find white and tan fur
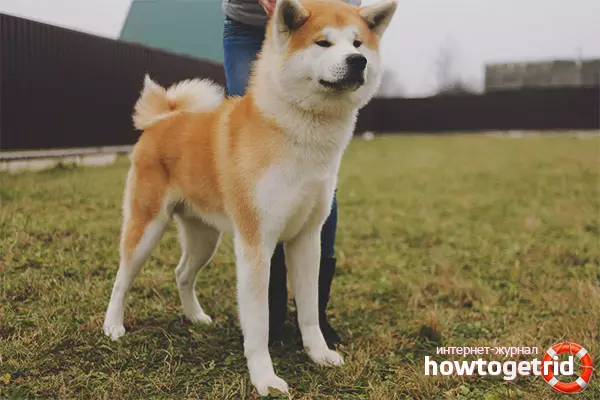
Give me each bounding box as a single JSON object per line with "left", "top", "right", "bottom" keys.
{"left": 103, "top": 0, "right": 397, "bottom": 395}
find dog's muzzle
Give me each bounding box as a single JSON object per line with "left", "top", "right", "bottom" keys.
{"left": 319, "top": 54, "right": 367, "bottom": 92}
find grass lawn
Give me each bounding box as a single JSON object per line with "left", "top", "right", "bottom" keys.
{"left": 1, "top": 133, "right": 599, "bottom": 399}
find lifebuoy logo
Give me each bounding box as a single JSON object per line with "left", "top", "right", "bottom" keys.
{"left": 425, "top": 342, "right": 595, "bottom": 395}
{"left": 541, "top": 342, "right": 594, "bottom": 394}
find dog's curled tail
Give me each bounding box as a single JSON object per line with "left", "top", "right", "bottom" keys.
{"left": 132, "top": 74, "right": 225, "bottom": 130}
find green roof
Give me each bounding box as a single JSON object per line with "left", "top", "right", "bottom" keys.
{"left": 120, "top": 0, "right": 224, "bottom": 63}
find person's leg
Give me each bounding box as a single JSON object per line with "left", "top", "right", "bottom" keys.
{"left": 222, "top": 17, "right": 288, "bottom": 344}
{"left": 320, "top": 191, "right": 338, "bottom": 260}
{"left": 222, "top": 17, "right": 264, "bottom": 96}
{"left": 269, "top": 242, "right": 288, "bottom": 343}
{"left": 318, "top": 191, "right": 342, "bottom": 348}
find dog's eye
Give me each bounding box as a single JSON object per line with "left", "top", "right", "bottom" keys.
{"left": 316, "top": 40, "right": 332, "bottom": 48}
{"left": 353, "top": 40, "right": 362, "bottom": 48}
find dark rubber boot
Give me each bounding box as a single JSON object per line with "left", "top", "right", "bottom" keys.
{"left": 318, "top": 257, "right": 342, "bottom": 349}
{"left": 268, "top": 244, "right": 288, "bottom": 345}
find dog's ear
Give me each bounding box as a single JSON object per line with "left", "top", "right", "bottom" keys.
{"left": 359, "top": 0, "right": 397, "bottom": 37}
{"left": 274, "top": 0, "right": 310, "bottom": 37}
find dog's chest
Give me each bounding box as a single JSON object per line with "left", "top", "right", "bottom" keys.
{"left": 255, "top": 140, "right": 342, "bottom": 240}
{"left": 258, "top": 171, "right": 326, "bottom": 241}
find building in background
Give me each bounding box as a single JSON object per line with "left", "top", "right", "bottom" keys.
{"left": 485, "top": 59, "right": 600, "bottom": 91}
{"left": 119, "top": 0, "right": 224, "bottom": 64}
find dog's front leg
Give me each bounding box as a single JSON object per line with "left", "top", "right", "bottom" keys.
{"left": 286, "top": 227, "right": 344, "bottom": 367}
{"left": 234, "top": 231, "right": 289, "bottom": 396}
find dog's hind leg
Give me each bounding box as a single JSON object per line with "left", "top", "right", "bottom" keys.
{"left": 174, "top": 215, "right": 221, "bottom": 324}
{"left": 103, "top": 166, "right": 169, "bottom": 341}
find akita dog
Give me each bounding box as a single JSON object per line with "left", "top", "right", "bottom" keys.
{"left": 103, "top": 0, "right": 397, "bottom": 395}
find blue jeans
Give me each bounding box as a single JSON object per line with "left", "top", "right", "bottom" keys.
{"left": 222, "top": 17, "right": 338, "bottom": 261}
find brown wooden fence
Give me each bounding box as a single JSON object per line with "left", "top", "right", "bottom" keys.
{"left": 1, "top": 13, "right": 598, "bottom": 152}
{"left": 355, "top": 87, "right": 599, "bottom": 134}
{"left": 1, "top": 13, "right": 225, "bottom": 151}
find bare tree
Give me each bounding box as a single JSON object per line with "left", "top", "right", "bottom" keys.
{"left": 376, "top": 68, "right": 404, "bottom": 98}
{"left": 434, "top": 41, "right": 477, "bottom": 96}
{"left": 435, "top": 42, "right": 455, "bottom": 92}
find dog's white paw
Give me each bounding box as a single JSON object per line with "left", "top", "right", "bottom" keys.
{"left": 104, "top": 324, "right": 126, "bottom": 341}
{"left": 308, "top": 347, "right": 344, "bottom": 366}
{"left": 185, "top": 312, "right": 213, "bottom": 325}
{"left": 252, "top": 373, "right": 289, "bottom": 397}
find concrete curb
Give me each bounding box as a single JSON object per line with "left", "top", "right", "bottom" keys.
{"left": 0, "top": 145, "right": 133, "bottom": 173}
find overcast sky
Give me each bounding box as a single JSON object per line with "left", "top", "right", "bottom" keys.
{"left": 2, "top": 0, "right": 600, "bottom": 97}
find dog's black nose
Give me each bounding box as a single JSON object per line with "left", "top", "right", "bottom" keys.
{"left": 346, "top": 54, "right": 367, "bottom": 72}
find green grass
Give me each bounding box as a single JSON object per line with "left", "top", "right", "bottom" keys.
{"left": 1, "top": 133, "right": 599, "bottom": 399}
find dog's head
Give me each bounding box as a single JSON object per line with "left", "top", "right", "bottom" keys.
{"left": 257, "top": 0, "right": 397, "bottom": 112}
